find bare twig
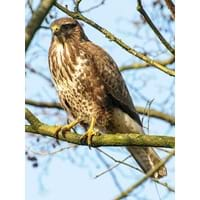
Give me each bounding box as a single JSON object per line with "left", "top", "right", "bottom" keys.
{"left": 74, "top": 0, "right": 82, "bottom": 12}
{"left": 26, "top": 144, "right": 77, "bottom": 156}
{"left": 152, "top": 178, "right": 175, "bottom": 192}
{"left": 26, "top": 64, "right": 54, "bottom": 86}
{"left": 54, "top": 2, "right": 175, "bottom": 76}
{"left": 96, "top": 150, "right": 123, "bottom": 192}
{"left": 27, "top": 0, "right": 34, "bottom": 14}
{"left": 96, "top": 148, "right": 174, "bottom": 193}
{"left": 25, "top": 99, "right": 61, "bottom": 109}
{"left": 96, "top": 148, "right": 140, "bottom": 171}
{"left": 137, "top": 0, "right": 175, "bottom": 55}
{"left": 25, "top": 99, "right": 175, "bottom": 125}
{"left": 114, "top": 150, "right": 175, "bottom": 199}
{"left": 136, "top": 106, "right": 175, "bottom": 125}
{"left": 81, "top": 0, "right": 105, "bottom": 13}
{"left": 94, "top": 154, "right": 131, "bottom": 179}
{"left": 147, "top": 99, "right": 154, "bottom": 134}
{"left": 119, "top": 56, "right": 174, "bottom": 72}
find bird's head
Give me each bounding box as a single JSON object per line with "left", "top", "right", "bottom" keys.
{"left": 50, "top": 17, "right": 88, "bottom": 41}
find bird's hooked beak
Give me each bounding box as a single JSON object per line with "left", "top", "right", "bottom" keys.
{"left": 50, "top": 24, "right": 60, "bottom": 34}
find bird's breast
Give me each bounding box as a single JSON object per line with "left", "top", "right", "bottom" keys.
{"left": 50, "top": 43, "right": 89, "bottom": 87}
{"left": 49, "top": 41, "right": 112, "bottom": 128}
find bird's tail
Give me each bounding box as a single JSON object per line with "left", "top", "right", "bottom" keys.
{"left": 127, "top": 146, "right": 167, "bottom": 178}
{"left": 110, "top": 108, "right": 167, "bottom": 178}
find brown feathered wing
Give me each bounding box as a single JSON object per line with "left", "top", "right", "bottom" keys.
{"left": 87, "top": 43, "right": 167, "bottom": 178}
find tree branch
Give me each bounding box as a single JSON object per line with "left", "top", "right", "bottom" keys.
{"left": 25, "top": 108, "right": 175, "bottom": 148}
{"left": 25, "top": 99, "right": 175, "bottom": 125}
{"left": 136, "top": 106, "right": 175, "bottom": 125}
{"left": 81, "top": 0, "right": 106, "bottom": 13}
{"left": 53, "top": 2, "right": 175, "bottom": 77}
{"left": 25, "top": 64, "right": 54, "bottom": 86}
{"left": 74, "top": 0, "right": 82, "bottom": 12}
{"left": 25, "top": 0, "right": 55, "bottom": 51}
{"left": 96, "top": 148, "right": 174, "bottom": 192}
{"left": 114, "top": 150, "right": 175, "bottom": 200}
{"left": 119, "top": 56, "right": 174, "bottom": 72}
{"left": 164, "top": 0, "right": 175, "bottom": 20}
{"left": 137, "top": 0, "right": 175, "bottom": 55}
{"left": 25, "top": 99, "right": 61, "bottom": 109}
{"left": 152, "top": 178, "right": 175, "bottom": 192}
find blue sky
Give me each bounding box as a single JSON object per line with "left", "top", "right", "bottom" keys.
{"left": 26, "top": 0, "right": 175, "bottom": 199}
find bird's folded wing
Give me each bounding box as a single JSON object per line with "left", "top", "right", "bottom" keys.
{"left": 88, "top": 43, "right": 143, "bottom": 127}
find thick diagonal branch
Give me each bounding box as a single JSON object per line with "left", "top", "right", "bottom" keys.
{"left": 54, "top": 2, "right": 175, "bottom": 77}
{"left": 25, "top": 108, "right": 175, "bottom": 148}
{"left": 25, "top": 0, "right": 55, "bottom": 51}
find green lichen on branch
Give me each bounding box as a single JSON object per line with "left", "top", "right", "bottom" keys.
{"left": 25, "top": 108, "right": 175, "bottom": 148}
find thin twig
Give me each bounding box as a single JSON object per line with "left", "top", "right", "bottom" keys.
{"left": 96, "top": 148, "right": 140, "bottom": 171}
{"left": 26, "top": 64, "right": 54, "bottom": 86}
{"left": 25, "top": 99, "right": 61, "bottom": 109}
{"left": 152, "top": 178, "right": 175, "bottom": 192}
{"left": 94, "top": 155, "right": 131, "bottom": 179}
{"left": 136, "top": 106, "right": 175, "bottom": 125}
{"left": 54, "top": 2, "right": 175, "bottom": 76}
{"left": 26, "top": 144, "right": 77, "bottom": 156}
{"left": 25, "top": 99, "right": 175, "bottom": 125}
{"left": 147, "top": 99, "right": 154, "bottom": 134}
{"left": 114, "top": 150, "right": 175, "bottom": 199}
{"left": 74, "top": 0, "right": 82, "bottom": 12}
{"left": 119, "top": 57, "right": 174, "bottom": 72}
{"left": 27, "top": 0, "right": 34, "bottom": 14}
{"left": 96, "top": 150, "right": 123, "bottom": 192}
{"left": 137, "top": 0, "right": 175, "bottom": 55}
{"left": 81, "top": 0, "right": 105, "bottom": 13}
{"left": 96, "top": 148, "right": 174, "bottom": 193}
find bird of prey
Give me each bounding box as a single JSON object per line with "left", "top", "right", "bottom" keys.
{"left": 48, "top": 17, "right": 167, "bottom": 179}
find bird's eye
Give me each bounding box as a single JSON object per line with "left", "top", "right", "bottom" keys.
{"left": 61, "top": 22, "right": 77, "bottom": 30}
{"left": 61, "top": 24, "right": 70, "bottom": 30}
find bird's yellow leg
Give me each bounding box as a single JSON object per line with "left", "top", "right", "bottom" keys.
{"left": 62, "top": 117, "right": 81, "bottom": 132}
{"left": 54, "top": 117, "right": 81, "bottom": 138}
{"left": 80, "top": 117, "right": 97, "bottom": 148}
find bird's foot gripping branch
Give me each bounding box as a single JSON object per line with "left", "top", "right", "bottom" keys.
{"left": 25, "top": 108, "right": 175, "bottom": 148}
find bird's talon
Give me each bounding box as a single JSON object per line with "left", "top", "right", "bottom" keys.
{"left": 60, "top": 125, "right": 72, "bottom": 138}
{"left": 54, "top": 126, "right": 62, "bottom": 139}
{"left": 53, "top": 118, "right": 81, "bottom": 139}
{"left": 80, "top": 129, "right": 96, "bottom": 148}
